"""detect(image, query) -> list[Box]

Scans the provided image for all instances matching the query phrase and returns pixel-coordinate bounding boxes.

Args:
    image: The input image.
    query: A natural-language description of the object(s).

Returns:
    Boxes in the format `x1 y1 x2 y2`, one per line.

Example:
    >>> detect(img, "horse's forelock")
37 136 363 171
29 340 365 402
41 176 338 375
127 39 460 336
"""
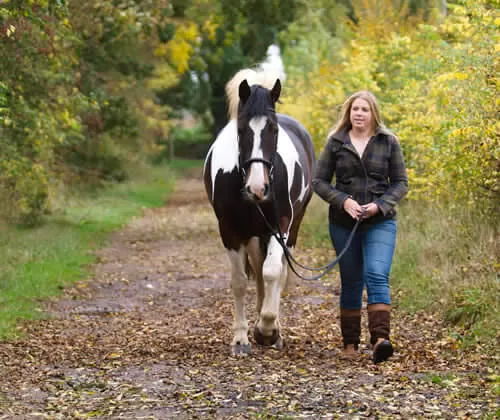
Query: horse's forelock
239 86 276 121
226 68 281 120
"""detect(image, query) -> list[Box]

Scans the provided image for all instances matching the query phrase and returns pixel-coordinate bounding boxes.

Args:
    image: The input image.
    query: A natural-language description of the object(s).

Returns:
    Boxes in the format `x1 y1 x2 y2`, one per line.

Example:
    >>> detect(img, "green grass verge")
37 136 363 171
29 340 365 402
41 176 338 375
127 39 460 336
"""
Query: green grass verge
0 164 177 339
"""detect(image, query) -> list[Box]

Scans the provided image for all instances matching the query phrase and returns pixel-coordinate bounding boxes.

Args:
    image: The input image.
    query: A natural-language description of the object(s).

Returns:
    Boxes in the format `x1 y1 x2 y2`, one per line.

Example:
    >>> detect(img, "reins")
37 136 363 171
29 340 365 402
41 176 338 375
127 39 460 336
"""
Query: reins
255 203 365 281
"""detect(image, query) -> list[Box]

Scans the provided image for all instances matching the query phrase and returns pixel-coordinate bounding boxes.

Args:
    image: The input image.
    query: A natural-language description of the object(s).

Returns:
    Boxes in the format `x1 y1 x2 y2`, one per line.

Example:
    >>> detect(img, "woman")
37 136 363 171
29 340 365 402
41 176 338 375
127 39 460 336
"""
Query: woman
312 91 408 363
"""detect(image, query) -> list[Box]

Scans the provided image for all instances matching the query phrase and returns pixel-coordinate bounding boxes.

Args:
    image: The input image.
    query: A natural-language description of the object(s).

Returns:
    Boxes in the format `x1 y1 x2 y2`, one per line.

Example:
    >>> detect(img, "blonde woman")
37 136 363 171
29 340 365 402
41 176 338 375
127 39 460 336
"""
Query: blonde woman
312 91 408 363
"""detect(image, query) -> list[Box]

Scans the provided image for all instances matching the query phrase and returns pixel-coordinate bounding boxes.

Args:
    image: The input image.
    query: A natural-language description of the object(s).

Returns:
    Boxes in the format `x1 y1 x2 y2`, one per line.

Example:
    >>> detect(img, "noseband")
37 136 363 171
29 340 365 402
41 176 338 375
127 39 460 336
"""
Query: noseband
240 157 275 183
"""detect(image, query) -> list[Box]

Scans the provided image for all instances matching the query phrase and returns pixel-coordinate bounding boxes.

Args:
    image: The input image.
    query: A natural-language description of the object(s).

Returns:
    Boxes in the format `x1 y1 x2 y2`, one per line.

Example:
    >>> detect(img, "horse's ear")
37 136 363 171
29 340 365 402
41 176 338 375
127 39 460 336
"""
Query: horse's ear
270 79 281 104
239 80 251 105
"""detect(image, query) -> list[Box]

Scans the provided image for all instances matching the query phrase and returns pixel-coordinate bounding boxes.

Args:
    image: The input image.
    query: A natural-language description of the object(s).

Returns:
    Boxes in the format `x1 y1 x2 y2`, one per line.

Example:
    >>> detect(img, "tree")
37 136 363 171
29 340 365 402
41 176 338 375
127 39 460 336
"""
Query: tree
158 0 299 136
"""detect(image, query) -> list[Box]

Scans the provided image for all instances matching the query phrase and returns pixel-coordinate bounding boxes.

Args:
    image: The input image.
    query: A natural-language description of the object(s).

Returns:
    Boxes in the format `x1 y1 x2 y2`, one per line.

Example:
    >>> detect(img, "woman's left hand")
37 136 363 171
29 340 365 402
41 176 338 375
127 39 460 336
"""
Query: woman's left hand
362 202 380 219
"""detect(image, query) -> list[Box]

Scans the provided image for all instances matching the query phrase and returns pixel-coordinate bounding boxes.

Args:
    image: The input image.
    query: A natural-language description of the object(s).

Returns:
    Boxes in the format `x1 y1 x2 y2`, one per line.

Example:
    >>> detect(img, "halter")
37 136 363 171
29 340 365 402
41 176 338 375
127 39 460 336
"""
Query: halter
238 105 278 183
240 157 275 183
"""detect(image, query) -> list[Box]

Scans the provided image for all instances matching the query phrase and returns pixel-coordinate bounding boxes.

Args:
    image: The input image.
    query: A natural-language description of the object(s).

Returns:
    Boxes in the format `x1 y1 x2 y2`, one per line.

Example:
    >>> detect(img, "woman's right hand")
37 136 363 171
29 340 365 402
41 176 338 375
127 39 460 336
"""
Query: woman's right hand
343 197 364 220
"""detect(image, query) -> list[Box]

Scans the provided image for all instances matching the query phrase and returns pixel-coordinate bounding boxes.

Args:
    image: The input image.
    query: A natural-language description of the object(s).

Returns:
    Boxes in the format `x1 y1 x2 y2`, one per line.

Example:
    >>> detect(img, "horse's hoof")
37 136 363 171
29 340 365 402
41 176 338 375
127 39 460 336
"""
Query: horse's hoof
254 327 280 347
231 343 251 356
272 336 285 350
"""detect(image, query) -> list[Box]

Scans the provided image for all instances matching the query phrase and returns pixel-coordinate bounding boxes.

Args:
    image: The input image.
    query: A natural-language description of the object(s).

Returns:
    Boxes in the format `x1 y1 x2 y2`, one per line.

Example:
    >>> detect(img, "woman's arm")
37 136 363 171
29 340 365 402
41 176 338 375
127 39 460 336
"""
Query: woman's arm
374 137 409 215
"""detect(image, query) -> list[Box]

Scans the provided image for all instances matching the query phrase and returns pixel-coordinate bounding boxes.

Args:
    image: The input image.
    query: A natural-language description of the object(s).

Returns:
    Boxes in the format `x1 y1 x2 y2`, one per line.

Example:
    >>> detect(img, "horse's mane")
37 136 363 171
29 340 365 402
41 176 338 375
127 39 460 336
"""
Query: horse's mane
225 68 281 120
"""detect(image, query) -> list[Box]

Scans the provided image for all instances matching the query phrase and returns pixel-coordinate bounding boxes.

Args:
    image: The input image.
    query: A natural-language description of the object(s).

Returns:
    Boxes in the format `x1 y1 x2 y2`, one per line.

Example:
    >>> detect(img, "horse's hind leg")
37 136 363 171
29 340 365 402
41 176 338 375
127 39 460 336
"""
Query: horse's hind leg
228 247 251 355
246 237 264 314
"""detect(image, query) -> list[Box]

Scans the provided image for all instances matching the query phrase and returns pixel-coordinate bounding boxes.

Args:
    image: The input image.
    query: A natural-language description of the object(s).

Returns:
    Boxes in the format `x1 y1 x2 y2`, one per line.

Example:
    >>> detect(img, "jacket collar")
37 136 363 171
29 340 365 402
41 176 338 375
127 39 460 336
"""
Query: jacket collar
330 126 387 144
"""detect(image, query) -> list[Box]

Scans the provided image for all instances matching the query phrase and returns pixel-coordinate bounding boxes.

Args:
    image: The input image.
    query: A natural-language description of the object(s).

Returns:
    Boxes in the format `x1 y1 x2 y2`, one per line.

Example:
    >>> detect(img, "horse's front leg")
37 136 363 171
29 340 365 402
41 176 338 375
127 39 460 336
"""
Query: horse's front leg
254 236 286 348
228 247 251 356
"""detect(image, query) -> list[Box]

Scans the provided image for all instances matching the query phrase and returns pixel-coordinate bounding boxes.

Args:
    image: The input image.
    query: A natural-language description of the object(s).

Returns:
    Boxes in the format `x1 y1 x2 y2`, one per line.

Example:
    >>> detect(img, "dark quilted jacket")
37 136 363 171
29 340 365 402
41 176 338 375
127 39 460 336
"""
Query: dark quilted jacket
312 127 409 229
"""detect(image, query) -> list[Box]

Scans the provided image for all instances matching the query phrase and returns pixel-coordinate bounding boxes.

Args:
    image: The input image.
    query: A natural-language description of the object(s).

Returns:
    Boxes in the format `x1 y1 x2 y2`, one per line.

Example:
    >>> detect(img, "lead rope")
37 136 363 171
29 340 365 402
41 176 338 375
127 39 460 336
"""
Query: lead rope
255 203 366 281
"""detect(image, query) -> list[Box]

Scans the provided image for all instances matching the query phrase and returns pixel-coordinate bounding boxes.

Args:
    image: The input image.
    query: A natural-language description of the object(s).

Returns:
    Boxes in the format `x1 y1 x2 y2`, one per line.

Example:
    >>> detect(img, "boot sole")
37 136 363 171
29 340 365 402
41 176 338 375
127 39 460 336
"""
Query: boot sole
373 340 394 364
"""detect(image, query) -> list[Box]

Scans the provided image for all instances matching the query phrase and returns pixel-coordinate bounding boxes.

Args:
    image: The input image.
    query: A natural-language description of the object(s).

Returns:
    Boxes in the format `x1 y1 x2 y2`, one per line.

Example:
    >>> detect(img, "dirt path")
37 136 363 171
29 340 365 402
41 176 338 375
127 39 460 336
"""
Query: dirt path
0 174 497 419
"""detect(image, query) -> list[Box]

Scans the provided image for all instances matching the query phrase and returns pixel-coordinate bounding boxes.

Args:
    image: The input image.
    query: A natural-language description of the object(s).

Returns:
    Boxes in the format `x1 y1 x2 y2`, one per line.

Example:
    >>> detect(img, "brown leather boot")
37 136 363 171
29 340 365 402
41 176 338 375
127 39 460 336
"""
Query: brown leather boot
340 309 361 358
367 307 393 364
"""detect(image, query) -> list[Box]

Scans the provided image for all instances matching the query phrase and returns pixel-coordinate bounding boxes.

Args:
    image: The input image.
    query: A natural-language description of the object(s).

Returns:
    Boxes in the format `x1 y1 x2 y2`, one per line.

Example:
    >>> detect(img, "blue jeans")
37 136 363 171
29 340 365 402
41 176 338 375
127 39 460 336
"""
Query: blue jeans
329 220 397 310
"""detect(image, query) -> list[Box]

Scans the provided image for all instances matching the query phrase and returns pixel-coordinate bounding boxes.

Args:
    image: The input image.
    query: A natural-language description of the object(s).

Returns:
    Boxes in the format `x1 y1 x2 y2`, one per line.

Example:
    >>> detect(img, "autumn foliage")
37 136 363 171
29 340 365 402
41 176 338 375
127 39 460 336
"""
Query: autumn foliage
1 0 498 224
0 0 176 224
280 0 499 213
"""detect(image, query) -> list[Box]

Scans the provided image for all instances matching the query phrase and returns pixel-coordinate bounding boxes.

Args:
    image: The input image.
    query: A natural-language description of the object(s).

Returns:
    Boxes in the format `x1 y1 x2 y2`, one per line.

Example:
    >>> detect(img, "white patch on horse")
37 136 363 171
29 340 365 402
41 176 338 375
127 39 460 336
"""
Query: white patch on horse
205 120 239 199
259 236 286 333
276 125 309 233
246 117 268 193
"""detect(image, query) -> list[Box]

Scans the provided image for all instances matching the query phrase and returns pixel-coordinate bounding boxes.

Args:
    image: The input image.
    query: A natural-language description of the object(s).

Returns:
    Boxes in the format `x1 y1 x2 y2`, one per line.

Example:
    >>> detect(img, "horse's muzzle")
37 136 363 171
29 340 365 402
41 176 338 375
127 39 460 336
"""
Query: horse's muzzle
244 183 270 202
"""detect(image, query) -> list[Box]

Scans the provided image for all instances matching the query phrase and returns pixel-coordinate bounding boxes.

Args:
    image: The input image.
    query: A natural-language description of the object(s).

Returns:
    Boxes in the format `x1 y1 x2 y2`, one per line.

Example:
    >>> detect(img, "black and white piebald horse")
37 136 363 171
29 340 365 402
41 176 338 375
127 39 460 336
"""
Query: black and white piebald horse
203 68 315 355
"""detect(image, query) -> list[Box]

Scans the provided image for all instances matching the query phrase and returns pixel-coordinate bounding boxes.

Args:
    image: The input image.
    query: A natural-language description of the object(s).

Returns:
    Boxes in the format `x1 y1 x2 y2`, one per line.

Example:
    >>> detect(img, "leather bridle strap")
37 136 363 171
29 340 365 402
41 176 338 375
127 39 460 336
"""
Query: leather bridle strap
241 157 274 181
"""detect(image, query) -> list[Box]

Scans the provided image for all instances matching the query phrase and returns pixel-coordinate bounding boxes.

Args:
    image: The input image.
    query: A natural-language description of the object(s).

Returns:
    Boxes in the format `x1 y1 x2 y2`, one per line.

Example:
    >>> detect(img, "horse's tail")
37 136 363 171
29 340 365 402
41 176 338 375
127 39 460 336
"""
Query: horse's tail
225 68 282 120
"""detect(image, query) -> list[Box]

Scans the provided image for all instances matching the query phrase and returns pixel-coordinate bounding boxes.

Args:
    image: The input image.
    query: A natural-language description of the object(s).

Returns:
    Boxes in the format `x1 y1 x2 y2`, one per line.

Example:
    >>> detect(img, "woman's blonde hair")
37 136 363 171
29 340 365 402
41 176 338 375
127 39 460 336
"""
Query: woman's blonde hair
329 90 389 138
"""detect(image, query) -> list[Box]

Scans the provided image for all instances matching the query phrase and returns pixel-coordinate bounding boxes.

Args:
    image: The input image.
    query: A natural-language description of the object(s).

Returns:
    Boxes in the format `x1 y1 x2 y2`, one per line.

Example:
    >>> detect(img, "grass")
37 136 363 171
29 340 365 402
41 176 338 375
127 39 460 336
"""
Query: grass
393 201 499 349
300 196 499 351
166 158 205 172
0 163 178 339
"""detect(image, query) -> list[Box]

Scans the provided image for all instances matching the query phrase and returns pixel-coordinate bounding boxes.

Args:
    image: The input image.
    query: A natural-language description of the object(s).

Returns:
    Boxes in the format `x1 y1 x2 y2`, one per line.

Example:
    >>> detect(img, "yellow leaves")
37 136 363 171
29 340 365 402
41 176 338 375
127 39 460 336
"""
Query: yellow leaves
147 64 179 90
154 43 169 58
6 25 16 38
165 22 200 74
352 0 416 39
449 127 474 138
106 352 122 360
202 18 217 41
435 72 469 82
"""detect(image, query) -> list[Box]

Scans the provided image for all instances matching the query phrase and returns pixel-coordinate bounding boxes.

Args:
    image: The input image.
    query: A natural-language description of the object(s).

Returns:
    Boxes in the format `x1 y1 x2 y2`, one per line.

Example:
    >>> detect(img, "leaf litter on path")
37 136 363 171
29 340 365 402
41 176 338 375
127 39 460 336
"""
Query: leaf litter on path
0 175 497 419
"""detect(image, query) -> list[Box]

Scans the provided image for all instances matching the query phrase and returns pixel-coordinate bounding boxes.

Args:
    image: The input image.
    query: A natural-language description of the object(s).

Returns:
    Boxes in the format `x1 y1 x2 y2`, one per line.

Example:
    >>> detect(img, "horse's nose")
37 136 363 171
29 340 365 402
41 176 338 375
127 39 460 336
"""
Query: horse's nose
246 183 269 201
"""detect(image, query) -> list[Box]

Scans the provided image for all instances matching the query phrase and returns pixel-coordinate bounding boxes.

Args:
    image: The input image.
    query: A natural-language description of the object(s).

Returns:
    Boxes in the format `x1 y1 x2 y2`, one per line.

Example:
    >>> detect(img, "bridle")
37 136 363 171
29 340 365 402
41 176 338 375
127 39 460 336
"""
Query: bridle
238 107 277 183
240 157 275 183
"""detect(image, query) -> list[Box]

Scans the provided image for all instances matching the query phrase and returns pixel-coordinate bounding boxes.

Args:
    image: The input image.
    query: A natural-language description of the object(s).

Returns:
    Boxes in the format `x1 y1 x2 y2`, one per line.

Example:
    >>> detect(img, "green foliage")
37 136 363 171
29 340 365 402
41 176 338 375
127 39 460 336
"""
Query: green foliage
157 0 301 135
391 200 498 349
0 164 176 338
0 0 176 225
0 1 84 223
154 123 212 162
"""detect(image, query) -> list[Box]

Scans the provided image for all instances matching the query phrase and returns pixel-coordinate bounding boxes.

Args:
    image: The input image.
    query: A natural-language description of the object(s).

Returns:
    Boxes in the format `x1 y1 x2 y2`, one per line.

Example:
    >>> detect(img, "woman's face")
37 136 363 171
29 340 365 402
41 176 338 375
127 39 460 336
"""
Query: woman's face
350 98 373 132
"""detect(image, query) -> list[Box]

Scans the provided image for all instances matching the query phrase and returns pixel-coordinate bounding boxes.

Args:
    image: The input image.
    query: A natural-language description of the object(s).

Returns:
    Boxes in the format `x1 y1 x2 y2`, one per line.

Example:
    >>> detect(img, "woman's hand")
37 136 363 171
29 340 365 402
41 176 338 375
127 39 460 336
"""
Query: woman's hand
361 202 380 219
343 198 364 220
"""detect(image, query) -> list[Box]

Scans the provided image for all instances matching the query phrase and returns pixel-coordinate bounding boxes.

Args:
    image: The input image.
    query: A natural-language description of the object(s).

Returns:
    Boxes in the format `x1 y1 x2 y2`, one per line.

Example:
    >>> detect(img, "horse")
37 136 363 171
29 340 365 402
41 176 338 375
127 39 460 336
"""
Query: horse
203 68 316 355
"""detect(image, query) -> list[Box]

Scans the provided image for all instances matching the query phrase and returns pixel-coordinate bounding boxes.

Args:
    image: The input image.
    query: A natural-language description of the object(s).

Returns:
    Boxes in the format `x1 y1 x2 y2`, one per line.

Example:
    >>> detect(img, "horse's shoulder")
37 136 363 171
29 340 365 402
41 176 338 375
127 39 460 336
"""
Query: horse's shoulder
206 120 239 175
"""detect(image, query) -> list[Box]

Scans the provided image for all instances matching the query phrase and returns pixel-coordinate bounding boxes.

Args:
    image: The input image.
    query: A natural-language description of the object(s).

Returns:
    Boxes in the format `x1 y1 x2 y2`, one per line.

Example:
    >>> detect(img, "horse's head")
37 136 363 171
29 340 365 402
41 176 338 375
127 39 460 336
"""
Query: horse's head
237 78 281 202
